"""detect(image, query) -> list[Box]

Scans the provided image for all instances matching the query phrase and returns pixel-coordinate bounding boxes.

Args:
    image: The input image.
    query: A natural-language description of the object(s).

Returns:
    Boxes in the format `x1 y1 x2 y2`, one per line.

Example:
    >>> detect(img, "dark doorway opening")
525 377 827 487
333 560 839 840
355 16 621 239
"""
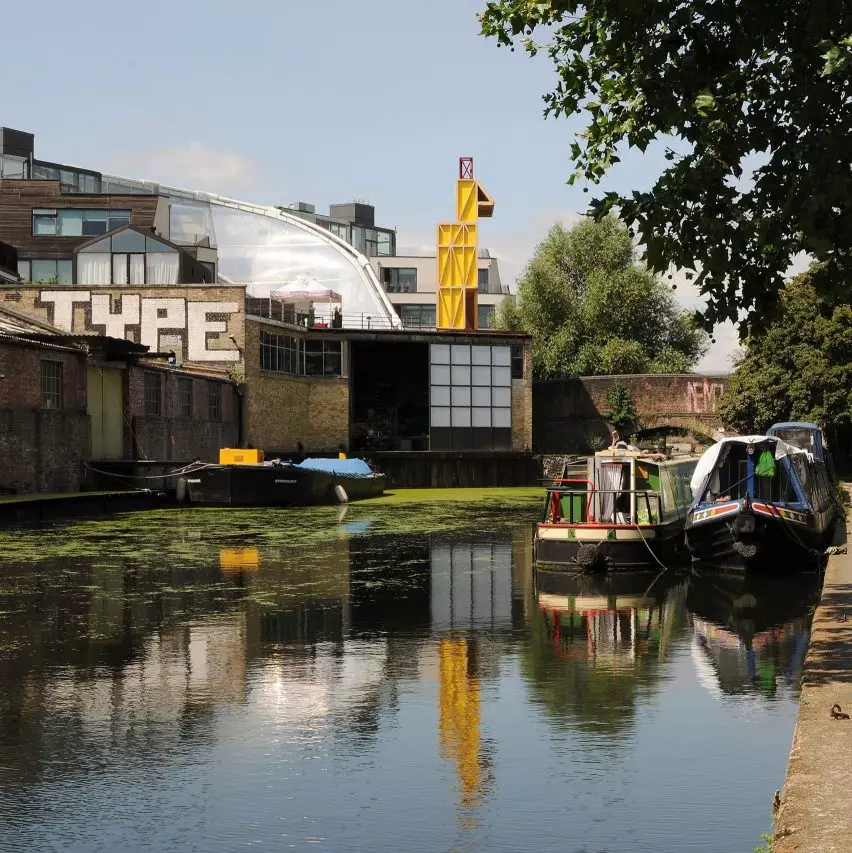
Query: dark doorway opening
351 341 429 451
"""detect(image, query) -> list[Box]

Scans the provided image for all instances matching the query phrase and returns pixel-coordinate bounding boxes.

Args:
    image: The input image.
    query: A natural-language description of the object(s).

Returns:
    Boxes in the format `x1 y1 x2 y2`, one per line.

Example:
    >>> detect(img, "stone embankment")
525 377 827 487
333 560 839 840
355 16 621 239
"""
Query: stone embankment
775 511 852 852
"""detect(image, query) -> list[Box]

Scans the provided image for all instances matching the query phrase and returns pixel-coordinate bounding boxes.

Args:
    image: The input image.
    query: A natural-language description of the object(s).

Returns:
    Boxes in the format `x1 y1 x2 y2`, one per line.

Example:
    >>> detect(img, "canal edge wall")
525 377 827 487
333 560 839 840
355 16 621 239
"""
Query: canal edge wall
775 513 852 852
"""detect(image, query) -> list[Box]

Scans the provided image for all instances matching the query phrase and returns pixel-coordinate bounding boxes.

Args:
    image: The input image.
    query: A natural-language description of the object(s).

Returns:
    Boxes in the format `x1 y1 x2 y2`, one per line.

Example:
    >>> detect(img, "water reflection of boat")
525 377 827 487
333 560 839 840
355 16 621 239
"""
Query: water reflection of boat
688 570 818 697
535 570 684 664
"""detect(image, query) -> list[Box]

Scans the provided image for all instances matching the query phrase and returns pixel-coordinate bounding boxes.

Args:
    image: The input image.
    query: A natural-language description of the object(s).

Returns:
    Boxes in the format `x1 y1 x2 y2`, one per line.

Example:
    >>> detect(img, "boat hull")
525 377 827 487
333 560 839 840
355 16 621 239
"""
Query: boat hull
184 465 385 506
535 519 685 572
685 509 827 573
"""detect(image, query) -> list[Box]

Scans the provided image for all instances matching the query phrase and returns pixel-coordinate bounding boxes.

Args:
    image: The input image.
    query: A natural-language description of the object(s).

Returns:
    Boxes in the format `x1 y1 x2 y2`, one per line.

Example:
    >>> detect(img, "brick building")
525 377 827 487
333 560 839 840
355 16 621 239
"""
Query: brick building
0 126 533 490
0 309 89 493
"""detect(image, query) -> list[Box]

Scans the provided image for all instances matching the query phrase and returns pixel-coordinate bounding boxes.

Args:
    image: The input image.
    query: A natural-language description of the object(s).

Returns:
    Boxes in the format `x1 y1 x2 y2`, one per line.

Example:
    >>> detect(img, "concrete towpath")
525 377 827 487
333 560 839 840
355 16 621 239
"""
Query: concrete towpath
775 516 852 852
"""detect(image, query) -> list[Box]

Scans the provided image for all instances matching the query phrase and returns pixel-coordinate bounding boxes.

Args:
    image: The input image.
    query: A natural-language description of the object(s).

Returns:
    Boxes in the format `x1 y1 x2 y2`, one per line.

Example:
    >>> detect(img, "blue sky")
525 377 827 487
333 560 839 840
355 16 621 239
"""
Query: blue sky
1 0 734 368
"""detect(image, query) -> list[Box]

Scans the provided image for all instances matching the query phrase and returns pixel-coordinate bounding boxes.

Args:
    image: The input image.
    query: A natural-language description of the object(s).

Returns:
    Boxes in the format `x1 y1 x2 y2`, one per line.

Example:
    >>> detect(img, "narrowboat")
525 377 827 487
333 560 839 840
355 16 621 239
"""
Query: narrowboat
767 421 837 483
535 446 698 572
685 427 839 572
180 451 385 506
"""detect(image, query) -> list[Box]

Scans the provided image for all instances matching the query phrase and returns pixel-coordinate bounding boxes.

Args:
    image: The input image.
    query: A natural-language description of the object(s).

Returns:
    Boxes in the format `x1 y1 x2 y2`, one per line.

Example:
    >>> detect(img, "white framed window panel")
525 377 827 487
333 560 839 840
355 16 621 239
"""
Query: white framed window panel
429 343 512 432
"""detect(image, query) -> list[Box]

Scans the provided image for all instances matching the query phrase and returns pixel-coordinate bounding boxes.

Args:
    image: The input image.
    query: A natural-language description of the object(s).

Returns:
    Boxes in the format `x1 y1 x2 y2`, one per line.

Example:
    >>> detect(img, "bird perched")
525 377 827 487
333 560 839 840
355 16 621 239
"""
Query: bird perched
773 791 781 815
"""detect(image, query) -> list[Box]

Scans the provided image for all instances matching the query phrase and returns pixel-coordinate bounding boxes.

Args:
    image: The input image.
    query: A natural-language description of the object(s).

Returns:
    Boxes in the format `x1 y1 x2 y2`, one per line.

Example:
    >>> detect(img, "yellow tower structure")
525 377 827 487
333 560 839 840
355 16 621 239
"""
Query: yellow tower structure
437 158 494 330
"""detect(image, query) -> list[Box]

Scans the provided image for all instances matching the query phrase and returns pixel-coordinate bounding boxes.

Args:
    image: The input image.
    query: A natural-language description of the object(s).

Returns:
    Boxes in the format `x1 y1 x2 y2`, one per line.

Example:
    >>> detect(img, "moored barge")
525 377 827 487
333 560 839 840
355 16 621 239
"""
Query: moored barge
535 446 698 572
181 450 385 506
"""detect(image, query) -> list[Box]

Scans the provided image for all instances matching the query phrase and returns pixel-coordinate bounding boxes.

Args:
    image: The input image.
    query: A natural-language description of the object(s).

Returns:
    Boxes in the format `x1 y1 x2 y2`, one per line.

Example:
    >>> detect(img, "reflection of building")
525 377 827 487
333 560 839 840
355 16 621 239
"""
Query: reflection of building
430 537 514 630
0 128 532 493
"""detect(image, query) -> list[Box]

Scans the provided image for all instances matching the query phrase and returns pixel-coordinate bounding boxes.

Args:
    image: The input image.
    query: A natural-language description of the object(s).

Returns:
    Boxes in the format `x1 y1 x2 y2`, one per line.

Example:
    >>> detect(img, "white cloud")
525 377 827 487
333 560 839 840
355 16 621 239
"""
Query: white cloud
109 142 262 194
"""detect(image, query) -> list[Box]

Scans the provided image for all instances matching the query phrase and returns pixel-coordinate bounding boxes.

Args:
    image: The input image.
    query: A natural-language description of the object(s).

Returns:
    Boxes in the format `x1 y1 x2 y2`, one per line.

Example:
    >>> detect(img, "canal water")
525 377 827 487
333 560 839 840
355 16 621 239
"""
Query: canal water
0 491 819 852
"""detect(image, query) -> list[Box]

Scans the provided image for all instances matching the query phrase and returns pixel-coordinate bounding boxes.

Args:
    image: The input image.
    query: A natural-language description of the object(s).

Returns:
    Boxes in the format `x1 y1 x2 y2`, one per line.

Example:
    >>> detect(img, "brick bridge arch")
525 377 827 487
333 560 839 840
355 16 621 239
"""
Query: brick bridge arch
533 373 730 452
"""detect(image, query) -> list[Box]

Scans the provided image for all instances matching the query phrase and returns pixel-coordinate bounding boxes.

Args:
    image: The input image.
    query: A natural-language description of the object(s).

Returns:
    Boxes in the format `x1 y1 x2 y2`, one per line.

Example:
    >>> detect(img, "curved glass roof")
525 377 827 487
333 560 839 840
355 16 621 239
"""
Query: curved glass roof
101 174 402 329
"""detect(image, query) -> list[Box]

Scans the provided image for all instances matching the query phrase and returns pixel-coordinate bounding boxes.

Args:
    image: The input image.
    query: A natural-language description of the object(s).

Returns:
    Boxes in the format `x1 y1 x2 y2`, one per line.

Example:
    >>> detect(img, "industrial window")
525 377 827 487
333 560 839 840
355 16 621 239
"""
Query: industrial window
329 222 350 242
477 268 489 293
260 330 301 374
477 305 495 329
143 372 162 416
511 345 525 379
398 304 436 328
179 378 193 419
382 267 417 293
208 383 221 421
430 344 512 446
40 360 63 410
304 340 342 376
32 208 131 237
31 163 101 193
18 259 73 284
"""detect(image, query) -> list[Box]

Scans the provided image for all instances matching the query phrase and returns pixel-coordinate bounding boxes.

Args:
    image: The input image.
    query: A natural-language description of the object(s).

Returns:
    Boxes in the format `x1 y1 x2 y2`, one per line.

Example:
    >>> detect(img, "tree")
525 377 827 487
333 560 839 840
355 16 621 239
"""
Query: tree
603 384 637 433
495 215 707 377
479 1 852 332
719 268 852 434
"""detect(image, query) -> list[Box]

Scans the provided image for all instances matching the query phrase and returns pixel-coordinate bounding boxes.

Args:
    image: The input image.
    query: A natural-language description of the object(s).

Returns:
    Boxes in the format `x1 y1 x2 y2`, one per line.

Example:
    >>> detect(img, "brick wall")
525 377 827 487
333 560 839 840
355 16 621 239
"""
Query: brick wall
534 373 730 452
511 342 533 451
2 284 244 366
126 364 239 462
0 340 89 493
243 320 349 452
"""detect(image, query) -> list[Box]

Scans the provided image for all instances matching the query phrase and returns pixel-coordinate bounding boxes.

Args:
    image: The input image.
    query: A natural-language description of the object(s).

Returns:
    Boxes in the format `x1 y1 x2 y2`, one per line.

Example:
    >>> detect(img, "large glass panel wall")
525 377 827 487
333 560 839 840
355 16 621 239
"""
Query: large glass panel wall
429 343 512 451
210 205 394 321
100 175 401 329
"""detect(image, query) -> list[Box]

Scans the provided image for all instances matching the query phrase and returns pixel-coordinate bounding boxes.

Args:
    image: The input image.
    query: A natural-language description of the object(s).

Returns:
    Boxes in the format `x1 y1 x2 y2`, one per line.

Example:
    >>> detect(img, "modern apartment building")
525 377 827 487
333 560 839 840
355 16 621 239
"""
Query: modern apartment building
282 198 511 329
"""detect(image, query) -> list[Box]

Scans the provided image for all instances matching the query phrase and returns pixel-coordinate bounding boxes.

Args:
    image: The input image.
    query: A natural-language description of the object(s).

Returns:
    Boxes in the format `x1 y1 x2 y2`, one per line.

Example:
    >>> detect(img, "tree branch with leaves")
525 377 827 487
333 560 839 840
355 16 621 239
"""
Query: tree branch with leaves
480 0 852 332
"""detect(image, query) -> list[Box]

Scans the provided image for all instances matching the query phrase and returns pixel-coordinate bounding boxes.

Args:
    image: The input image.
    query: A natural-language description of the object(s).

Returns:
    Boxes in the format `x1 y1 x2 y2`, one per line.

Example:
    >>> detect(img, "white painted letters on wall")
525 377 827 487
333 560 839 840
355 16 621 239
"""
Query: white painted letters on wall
35 290 241 362
39 291 92 331
187 302 240 362
140 298 187 354
91 294 141 339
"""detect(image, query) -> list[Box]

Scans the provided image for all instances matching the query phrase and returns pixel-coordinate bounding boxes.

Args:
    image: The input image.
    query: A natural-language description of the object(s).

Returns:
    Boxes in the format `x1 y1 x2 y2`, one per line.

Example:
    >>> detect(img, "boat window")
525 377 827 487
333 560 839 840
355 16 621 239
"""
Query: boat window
635 462 660 523
789 454 809 504
775 427 815 451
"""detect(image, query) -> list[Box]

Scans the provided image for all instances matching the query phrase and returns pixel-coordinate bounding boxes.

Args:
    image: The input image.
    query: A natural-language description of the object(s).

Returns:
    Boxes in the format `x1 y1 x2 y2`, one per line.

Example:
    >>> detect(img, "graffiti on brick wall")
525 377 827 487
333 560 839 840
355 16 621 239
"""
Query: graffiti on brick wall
36 290 241 362
685 378 725 414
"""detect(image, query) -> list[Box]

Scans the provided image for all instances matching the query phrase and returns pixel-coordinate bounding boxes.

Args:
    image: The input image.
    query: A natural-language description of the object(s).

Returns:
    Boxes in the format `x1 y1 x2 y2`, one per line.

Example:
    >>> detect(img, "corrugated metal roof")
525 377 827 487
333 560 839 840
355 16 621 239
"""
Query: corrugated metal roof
0 304 66 336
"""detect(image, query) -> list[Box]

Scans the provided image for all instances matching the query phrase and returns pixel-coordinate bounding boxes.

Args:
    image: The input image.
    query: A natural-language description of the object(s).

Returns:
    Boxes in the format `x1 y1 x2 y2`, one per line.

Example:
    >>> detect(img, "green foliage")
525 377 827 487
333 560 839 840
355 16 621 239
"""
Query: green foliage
754 832 773 853
495 216 707 377
603 383 637 431
479 1 852 331
719 268 852 433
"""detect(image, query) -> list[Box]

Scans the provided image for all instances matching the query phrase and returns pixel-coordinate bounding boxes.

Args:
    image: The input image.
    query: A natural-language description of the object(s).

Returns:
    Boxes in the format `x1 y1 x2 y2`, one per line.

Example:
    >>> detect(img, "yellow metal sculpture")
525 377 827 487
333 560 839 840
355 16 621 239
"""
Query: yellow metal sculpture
437 158 494 330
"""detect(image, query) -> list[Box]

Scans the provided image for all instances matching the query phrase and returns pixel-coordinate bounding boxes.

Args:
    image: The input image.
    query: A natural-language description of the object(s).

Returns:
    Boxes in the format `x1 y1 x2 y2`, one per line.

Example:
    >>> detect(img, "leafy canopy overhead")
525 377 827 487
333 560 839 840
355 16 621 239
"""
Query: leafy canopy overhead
479 0 852 331
496 215 707 377
719 268 852 433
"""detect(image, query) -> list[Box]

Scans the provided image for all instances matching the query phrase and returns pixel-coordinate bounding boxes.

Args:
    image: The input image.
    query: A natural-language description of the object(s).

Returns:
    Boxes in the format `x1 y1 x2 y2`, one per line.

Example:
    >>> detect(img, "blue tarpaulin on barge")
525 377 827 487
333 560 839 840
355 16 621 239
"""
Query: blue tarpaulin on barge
295 458 373 477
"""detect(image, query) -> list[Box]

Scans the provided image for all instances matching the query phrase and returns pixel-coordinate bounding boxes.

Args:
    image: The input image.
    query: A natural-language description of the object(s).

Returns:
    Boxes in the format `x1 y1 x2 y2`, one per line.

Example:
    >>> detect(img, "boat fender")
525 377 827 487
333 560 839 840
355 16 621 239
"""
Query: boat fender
732 540 759 560
576 543 601 571
176 477 188 503
334 484 349 504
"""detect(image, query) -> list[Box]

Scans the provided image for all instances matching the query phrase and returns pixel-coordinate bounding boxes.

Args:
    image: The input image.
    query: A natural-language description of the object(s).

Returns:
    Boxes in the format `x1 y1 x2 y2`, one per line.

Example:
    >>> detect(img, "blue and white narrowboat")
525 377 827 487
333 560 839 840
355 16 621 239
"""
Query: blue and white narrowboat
685 426 839 572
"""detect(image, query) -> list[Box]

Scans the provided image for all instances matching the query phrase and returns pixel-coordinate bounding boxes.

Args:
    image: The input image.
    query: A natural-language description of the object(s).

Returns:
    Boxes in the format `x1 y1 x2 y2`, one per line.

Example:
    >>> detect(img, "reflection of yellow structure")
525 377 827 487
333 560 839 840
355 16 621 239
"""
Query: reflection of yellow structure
437 157 494 330
219 547 260 574
438 638 485 822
